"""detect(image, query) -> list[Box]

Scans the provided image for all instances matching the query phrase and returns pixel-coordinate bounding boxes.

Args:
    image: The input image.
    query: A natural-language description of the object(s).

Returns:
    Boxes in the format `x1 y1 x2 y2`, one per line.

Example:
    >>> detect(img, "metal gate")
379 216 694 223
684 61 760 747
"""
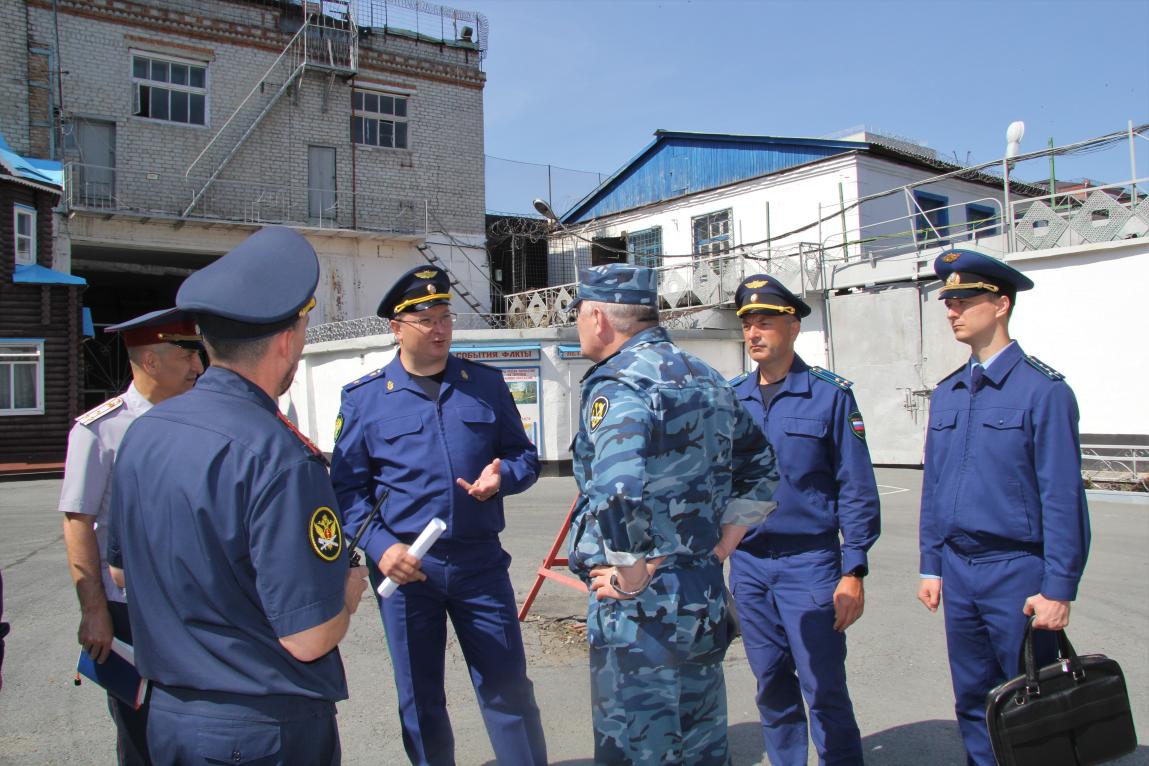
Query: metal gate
826 281 966 465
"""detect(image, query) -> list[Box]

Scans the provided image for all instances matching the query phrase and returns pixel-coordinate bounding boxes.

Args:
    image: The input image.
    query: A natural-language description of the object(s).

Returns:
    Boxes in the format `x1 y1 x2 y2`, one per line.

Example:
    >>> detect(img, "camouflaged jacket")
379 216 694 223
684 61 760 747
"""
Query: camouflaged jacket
570 326 778 574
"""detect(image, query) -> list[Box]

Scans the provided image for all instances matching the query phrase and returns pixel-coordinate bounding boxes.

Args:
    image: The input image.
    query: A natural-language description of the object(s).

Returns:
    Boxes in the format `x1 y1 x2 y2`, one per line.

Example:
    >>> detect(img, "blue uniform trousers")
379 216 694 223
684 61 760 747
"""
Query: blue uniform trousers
940 546 1057 766
146 685 340 765
729 545 863 766
372 543 547 766
107 601 151 766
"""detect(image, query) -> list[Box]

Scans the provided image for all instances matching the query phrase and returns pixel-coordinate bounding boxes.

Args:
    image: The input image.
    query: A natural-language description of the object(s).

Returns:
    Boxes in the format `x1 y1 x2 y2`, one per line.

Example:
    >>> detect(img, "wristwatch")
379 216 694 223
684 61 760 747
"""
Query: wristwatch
844 565 868 579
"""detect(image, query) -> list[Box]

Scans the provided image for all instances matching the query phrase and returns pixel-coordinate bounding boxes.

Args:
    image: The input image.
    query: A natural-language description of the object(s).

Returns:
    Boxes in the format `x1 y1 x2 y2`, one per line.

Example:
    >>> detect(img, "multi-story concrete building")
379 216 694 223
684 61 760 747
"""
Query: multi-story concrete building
3 0 491 405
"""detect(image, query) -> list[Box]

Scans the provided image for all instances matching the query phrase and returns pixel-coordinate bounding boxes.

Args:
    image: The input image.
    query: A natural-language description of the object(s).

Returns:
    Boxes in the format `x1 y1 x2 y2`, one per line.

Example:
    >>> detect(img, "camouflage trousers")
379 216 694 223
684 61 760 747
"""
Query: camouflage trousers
586 560 735 766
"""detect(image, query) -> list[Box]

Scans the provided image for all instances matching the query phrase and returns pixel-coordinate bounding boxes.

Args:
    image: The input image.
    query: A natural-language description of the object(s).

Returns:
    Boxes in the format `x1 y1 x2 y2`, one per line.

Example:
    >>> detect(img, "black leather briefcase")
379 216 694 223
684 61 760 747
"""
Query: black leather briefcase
985 617 1137 766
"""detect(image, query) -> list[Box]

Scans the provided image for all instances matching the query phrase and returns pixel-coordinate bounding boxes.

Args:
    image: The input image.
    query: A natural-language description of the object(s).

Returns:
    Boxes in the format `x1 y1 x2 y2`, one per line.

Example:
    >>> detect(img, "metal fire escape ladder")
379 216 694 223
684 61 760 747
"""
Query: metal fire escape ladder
416 244 492 320
183 2 358 217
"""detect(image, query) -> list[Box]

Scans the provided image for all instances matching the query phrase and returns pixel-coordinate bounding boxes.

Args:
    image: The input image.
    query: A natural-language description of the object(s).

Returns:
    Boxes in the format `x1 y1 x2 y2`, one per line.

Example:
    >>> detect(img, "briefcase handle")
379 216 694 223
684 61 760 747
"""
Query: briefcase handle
1019 615 1082 697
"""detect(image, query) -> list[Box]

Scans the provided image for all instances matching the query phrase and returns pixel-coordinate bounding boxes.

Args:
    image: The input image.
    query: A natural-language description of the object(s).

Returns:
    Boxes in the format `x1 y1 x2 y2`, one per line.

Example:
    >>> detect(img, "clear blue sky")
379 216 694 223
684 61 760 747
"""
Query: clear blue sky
471 0 1149 215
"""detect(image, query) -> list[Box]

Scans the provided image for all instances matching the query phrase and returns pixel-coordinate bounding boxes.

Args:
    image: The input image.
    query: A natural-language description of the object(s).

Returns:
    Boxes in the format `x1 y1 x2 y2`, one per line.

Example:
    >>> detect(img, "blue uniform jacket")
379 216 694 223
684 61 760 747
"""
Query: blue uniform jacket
732 355 880 575
919 342 1090 601
331 353 539 566
570 327 778 573
109 367 349 700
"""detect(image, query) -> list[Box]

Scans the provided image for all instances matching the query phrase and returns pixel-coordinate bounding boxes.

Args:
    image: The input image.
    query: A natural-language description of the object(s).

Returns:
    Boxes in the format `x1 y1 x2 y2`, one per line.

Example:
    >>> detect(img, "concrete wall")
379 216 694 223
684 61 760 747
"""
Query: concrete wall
289 237 1149 466
288 326 752 463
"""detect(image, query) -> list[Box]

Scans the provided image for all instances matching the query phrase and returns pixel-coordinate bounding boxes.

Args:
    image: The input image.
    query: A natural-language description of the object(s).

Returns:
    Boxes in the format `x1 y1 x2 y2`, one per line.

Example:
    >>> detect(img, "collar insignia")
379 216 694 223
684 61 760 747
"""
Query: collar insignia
387 380 395 391
309 507 343 562
461 369 469 380
744 279 768 289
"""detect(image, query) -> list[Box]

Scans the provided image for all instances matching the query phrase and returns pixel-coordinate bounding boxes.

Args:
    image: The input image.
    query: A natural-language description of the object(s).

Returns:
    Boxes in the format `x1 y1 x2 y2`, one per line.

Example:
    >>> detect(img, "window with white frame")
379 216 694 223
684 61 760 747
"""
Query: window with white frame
692 209 732 257
14 205 36 265
627 226 663 268
131 53 207 125
352 89 409 149
0 340 45 415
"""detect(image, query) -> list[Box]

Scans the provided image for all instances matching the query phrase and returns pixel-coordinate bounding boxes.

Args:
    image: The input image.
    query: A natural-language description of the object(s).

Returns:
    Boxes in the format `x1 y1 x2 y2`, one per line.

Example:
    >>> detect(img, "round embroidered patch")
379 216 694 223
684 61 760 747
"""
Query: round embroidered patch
589 396 610 431
849 410 866 441
309 506 343 562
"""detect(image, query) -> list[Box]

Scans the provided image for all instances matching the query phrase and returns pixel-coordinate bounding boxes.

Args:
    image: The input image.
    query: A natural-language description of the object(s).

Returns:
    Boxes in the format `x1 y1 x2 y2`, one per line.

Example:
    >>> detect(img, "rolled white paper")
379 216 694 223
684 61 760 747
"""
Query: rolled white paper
377 518 447 598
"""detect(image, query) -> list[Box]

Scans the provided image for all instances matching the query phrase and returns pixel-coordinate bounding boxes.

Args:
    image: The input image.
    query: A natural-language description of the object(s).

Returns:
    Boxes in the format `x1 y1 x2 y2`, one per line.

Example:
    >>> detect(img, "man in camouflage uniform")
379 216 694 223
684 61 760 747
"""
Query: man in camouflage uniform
568 264 779 766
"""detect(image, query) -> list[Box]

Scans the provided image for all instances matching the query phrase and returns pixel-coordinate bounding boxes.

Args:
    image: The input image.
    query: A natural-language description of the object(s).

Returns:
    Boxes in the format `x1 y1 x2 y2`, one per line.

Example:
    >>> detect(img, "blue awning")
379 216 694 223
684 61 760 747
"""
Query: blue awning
13 264 87 285
82 307 94 338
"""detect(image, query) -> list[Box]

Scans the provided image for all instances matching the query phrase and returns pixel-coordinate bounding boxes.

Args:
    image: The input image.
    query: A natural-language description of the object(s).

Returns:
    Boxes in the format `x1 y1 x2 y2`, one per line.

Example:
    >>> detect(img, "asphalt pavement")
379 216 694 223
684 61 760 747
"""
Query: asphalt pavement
0 469 1146 765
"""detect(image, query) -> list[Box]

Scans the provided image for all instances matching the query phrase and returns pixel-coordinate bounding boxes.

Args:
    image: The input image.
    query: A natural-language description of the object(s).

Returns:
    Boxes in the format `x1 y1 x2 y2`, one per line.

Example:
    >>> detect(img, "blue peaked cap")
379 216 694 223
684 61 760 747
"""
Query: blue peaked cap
177 227 319 338
934 248 1034 299
734 273 811 319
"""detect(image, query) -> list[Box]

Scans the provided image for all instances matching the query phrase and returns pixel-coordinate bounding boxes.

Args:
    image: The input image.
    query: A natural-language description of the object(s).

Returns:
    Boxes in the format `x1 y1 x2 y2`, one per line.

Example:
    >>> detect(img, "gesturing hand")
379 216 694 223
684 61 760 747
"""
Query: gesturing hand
457 458 502 501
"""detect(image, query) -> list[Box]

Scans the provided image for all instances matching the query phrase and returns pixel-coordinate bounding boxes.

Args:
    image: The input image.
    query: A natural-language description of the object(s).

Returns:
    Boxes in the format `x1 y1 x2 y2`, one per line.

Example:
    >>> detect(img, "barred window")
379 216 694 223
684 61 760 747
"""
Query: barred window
132 53 207 126
627 226 662 268
352 89 409 149
0 341 44 415
692 209 732 257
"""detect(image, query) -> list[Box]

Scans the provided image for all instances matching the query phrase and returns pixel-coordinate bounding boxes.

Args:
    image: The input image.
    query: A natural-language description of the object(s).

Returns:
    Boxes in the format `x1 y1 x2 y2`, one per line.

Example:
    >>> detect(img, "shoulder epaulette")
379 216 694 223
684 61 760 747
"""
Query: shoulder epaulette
276 412 330 467
75 397 124 426
728 372 750 387
343 367 386 392
810 366 852 390
937 365 964 386
1025 355 1065 380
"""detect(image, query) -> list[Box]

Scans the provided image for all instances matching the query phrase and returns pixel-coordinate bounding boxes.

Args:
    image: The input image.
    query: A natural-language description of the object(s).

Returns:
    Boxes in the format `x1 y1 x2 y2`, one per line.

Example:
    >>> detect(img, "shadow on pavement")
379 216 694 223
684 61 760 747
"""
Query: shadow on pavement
861 719 966 764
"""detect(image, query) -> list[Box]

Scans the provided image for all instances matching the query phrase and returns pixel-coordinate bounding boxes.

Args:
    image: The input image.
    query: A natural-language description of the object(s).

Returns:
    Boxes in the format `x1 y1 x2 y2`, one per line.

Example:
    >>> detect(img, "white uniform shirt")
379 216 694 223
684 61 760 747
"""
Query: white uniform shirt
58 384 153 603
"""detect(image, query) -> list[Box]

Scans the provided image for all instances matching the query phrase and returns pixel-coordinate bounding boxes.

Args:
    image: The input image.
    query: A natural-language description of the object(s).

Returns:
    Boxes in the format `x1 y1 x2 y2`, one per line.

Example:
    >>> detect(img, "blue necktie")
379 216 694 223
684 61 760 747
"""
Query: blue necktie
971 364 984 391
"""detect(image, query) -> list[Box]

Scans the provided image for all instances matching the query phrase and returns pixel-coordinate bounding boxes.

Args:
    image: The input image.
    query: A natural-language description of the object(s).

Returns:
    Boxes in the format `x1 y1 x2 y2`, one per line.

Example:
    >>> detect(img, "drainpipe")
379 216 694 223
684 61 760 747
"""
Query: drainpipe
350 75 358 229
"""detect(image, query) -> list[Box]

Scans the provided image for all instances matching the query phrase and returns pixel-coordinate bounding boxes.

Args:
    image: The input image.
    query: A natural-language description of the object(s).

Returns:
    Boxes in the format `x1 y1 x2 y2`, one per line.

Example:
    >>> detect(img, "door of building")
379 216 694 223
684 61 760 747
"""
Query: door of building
67 119 116 206
308 145 337 224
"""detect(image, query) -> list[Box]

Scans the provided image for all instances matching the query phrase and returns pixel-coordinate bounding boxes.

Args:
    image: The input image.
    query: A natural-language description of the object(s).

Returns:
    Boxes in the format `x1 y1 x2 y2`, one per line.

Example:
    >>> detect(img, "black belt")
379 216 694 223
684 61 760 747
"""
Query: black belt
740 532 840 559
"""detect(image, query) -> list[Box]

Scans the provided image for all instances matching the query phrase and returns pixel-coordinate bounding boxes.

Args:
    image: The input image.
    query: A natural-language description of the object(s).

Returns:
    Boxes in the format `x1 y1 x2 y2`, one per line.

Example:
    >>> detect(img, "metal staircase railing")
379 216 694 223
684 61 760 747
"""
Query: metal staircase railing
416 243 491 319
183 3 358 216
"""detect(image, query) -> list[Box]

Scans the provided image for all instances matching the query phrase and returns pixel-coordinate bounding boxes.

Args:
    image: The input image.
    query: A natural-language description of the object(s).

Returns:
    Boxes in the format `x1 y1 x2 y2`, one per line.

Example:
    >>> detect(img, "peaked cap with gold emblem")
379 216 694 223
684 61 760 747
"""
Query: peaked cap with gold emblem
735 273 811 318
377 265 452 318
105 307 202 349
934 248 1034 300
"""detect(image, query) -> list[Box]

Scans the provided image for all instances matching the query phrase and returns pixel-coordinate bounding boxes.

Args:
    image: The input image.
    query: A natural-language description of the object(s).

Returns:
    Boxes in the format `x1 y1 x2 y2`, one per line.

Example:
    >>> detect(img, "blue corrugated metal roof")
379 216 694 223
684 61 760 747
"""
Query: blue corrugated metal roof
13 264 87 285
562 131 867 224
0 132 63 188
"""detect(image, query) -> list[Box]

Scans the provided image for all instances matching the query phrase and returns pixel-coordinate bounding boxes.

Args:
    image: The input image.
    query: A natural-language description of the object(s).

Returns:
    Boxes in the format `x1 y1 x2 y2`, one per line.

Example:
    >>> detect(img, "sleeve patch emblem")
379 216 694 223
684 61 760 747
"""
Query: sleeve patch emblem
589 396 610 431
309 507 343 562
849 411 866 441
333 412 344 443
